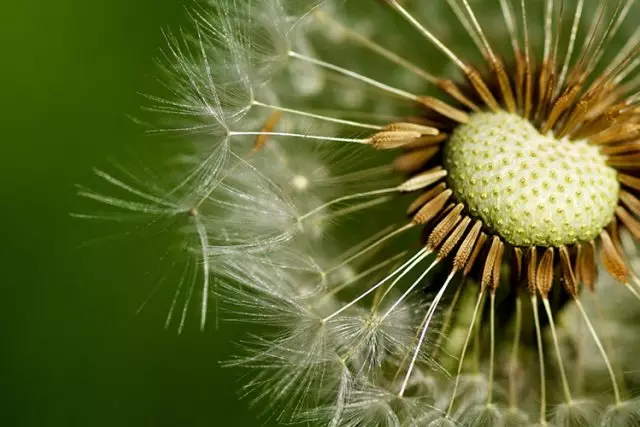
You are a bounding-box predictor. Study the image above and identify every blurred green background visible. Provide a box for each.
[1,1,261,425]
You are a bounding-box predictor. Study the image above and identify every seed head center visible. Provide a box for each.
[444,112,619,247]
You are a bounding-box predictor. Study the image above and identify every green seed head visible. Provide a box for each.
[444,111,619,247]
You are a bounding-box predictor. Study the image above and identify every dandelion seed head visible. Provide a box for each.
[88,0,640,424]
[445,111,619,247]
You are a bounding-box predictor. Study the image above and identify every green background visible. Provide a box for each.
[1,1,262,425]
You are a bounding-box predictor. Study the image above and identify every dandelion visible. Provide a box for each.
[84,0,640,425]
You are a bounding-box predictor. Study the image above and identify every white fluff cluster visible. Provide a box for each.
[80,0,640,426]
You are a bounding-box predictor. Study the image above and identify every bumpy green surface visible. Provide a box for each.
[444,112,619,247]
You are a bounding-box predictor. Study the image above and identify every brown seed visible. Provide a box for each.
[403,133,449,150]
[398,167,447,192]
[383,122,439,135]
[438,216,471,262]
[526,247,538,296]
[427,204,465,251]
[592,123,640,145]
[465,66,500,112]
[481,236,502,291]
[416,96,470,124]
[511,247,524,289]
[578,241,597,292]
[559,246,578,297]
[514,50,526,111]
[607,153,640,168]
[608,218,625,261]
[464,232,488,278]
[393,147,440,173]
[618,173,640,192]
[536,248,555,299]
[491,57,516,114]
[543,84,582,133]
[403,134,449,149]
[573,104,623,139]
[600,141,640,156]
[574,244,583,285]
[490,240,505,292]
[454,220,483,273]
[620,190,640,217]
[407,183,447,215]
[436,79,480,112]
[616,205,640,241]
[558,97,589,138]
[370,130,422,149]
[600,230,629,283]
[412,189,452,225]
[536,59,554,120]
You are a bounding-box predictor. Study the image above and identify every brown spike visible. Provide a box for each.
[438,216,472,262]
[615,205,640,240]
[436,79,480,112]
[578,240,598,292]
[481,236,502,290]
[398,167,447,192]
[454,220,482,273]
[407,183,447,215]
[416,96,470,124]
[463,232,487,277]
[599,230,629,283]
[559,246,579,298]
[412,189,452,224]
[536,248,555,299]
[465,66,500,112]
[618,173,640,192]
[427,204,464,251]
[490,240,505,292]
[393,147,440,173]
